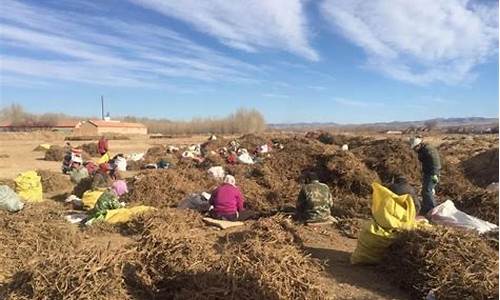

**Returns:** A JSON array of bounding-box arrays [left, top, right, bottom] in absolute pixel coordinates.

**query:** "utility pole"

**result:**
[[101, 96, 104, 120]]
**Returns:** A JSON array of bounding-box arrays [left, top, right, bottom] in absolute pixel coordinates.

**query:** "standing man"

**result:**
[[410, 136, 441, 215], [296, 171, 333, 223], [98, 136, 109, 156]]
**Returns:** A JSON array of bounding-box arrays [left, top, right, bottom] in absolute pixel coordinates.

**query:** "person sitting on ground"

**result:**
[[208, 175, 254, 221], [69, 156, 89, 184], [91, 163, 113, 190], [85, 182, 127, 224], [61, 143, 74, 174], [98, 136, 109, 156], [62, 152, 73, 174], [296, 171, 333, 223], [388, 175, 421, 214], [84, 161, 98, 175], [111, 180, 128, 197], [108, 160, 122, 180]]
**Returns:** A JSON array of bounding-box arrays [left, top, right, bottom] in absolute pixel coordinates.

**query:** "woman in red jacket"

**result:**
[[209, 175, 255, 221]]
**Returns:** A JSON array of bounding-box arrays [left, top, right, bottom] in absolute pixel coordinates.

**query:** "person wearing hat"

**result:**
[[68, 156, 89, 184], [91, 163, 113, 190], [208, 175, 255, 221], [410, 136, 441, 215]]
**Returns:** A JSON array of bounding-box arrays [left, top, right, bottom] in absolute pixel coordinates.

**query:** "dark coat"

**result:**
[[389, 181, 421, 213], [417, 144, 441, 175]]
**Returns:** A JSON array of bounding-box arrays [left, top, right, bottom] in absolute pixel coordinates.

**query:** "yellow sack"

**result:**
[[371, 182, 416, 231], [104, 206, 154, 224], [82, 190, 104, 210], [351, 182, 417, 265], [97, 153, 111, 164], [15, 171, 43, 202], [351, 222, 394, 264]]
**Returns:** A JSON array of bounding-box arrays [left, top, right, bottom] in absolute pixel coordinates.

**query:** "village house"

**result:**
[[73, 120, 147, 136]]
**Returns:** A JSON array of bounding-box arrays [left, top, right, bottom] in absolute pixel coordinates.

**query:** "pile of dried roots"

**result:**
[[353, 139, 421, 184], [4, 247, 131, 300], [44, 145, 65, 161], [129, 213, 326, 299], [78, 142, 100, 157], [37, 169, 73, 193], [0, 201, 79, 285], [382, 226, 499, 300], [127, 169, 217, 207], [462, 147, 499, 188]]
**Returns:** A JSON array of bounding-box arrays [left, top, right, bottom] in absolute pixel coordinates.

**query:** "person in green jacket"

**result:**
[[296, 171, 333, 223], [410, 136, 441, 215], [88, 190, 122, 221]]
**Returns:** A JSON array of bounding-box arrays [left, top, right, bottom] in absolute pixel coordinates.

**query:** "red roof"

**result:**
[[87, 120, 146, 128]]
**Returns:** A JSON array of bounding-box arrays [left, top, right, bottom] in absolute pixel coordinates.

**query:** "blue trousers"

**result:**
[[421, 173, 437, 215]]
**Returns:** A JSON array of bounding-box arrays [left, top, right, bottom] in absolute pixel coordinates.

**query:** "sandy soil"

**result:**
[[297, 225, 409, 299], [0, 133, 211, 178]]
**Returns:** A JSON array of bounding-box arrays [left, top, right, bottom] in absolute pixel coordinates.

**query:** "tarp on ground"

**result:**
[[429, 200, 498, 234], [82, 190, 105, 210], [103, 205, 155, 224]]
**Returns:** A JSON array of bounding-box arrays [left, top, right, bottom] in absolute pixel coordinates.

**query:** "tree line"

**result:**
[[0, 104, 267, 134], [122, 108, 266, 135]]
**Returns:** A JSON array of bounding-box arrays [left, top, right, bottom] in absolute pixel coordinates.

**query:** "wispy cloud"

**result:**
[[263, 93, 290, 99], [0, 0, 262, 87], [419, 96, 457, 105], [307, 85, 327, 91], [130, 0, 319, 61], [333, 97, 383, 107], [321, 0, 499, 85]]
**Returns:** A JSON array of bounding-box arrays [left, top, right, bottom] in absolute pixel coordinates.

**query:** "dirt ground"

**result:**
[[0, 133, 214, 178], [0, 131, 497, 299]]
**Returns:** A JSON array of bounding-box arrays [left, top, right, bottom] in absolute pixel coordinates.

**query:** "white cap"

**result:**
[[223, 174, 236, 186], [201, 192, 211, 200], [410, 137, 422, 148], [72, 156, 83, 164]]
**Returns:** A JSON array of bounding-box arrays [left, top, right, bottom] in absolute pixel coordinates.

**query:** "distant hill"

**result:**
[[269, 117, 499, 131]]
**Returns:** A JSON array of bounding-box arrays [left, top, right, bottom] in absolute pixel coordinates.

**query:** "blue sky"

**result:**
[[0, 0, 498, 124]]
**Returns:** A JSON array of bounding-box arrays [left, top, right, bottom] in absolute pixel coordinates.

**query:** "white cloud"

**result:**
[[321, 0, 498, 85], [263, 93, 290, 99], [0, 0, 262, 87], [130, 0, 319, 61]]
